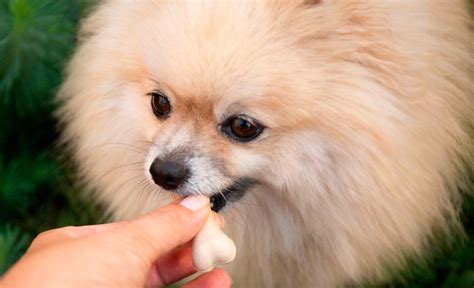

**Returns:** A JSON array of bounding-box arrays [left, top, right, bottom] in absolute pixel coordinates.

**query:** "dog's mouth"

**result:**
[[210, 177, 256, 212]]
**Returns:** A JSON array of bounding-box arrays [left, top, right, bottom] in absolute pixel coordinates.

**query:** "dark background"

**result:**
[[0, 1, 473, 286]]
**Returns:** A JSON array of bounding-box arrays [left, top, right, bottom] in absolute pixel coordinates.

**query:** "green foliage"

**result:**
[[0, 225, 28, 275], [0, 153, 56, 220], [0, 0, 473, 286], [0, 0, 100, 277], [0, 0, 77, 113]]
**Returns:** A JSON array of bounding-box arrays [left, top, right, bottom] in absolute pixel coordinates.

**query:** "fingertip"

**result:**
[[183, 268, 232, 288], [210, 269, 232, 286], [147, 246, 195, 287]]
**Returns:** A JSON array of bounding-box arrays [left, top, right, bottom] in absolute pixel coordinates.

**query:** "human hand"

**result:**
[[0, 195, 231, 288]]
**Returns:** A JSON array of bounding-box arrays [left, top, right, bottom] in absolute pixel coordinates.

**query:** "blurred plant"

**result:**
[[0, 0, 100, 276], [0, 153, 56, 221], [0, 0, 76, 114], [0, 225, 28, 275]]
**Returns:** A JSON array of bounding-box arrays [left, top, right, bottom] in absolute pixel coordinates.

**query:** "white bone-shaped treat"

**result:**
[[192, 214, 236, 272]]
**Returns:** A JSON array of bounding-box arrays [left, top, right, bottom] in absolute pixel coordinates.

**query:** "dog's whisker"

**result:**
[[99, 161, 146, 179], [133, 179, 153, 210], [97, 143, 149, 155], [113, 173, 145, 195]]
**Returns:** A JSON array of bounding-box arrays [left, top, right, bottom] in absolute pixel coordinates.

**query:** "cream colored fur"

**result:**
[[57, 1, 474, 287]]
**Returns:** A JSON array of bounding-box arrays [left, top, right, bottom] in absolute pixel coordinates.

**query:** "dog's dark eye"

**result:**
[[148, 91, 171, 118], [221, 115, 263, 142]]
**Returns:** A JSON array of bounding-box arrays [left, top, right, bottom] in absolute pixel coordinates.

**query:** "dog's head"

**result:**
[[58, 0, 415, 217], [59, 0, 360, 214]]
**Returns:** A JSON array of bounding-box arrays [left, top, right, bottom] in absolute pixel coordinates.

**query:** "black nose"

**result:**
[[149, 158, 189, 190]]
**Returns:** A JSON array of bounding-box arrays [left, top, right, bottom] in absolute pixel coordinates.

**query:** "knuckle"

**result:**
[[35, 227, 64, 240], [30, 226, 73, 248]]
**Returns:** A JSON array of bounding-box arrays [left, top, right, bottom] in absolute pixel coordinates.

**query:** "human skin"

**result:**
[[0, 195, 231, 288]]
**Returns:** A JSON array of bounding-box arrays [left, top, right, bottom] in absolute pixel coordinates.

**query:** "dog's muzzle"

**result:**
[[149, 155, 255, 212]]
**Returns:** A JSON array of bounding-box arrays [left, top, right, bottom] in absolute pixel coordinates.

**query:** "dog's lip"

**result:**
[[209, 177, 257, 212], [210, 193, 227, 212]]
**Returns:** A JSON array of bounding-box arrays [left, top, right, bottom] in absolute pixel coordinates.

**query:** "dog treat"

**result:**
[[192, 213, 236, 272]]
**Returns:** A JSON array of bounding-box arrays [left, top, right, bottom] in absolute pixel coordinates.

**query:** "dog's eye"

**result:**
[[148, 91, 171, 118], [221, 115, 263, 142]]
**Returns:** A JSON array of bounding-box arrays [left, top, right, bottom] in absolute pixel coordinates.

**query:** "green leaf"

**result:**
[[0, 153, 59, 221], [0, 0, 76, 114], [0, 224, 29, 275]]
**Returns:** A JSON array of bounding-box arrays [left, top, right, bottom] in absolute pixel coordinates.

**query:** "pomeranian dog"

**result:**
[[57, 0, 473, 286]]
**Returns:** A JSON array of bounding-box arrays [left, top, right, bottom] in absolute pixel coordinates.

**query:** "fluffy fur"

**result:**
[[57, 0, 474, 286]]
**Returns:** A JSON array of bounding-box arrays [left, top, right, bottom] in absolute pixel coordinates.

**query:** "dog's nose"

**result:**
[[149, 158, 189, 190]]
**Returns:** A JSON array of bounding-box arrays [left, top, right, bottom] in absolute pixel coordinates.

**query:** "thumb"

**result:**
[[99, 195, 210, 266]]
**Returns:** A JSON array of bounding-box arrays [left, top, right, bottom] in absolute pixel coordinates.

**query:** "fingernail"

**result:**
[[180, 195, 209, 211]]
